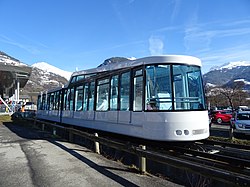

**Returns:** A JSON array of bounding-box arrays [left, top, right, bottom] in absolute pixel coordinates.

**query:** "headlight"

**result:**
[[238, 123, 243, 128]]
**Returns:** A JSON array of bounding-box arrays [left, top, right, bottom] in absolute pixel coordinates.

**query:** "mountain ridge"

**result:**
[[32, 62, 72, 80], [209, 61, 250, 71], [203, 61, 250, 91], [0, 51, 69, 98], [0, 51, 27, 66]]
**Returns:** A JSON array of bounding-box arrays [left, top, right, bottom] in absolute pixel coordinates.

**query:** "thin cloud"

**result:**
[[151, 25, 180, 33], [0, 34, 41, 54], [184, 26, 213, 52], [128, 0, 136, 4], [14, 32, 48, 49], [106, 40, 145, 50], [170, 0, 181, 23], [222, 18, 250, 27], [148, 35, 164, 55], [184, 19, 250, 53], [186, 27, 250, 39]]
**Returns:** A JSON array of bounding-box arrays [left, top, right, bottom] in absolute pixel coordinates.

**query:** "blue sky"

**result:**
[[0, 0, 250, 73]]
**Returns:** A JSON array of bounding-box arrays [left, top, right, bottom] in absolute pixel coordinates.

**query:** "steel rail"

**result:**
[[201, 139, 250, 150], [165, 145, 250, 169]]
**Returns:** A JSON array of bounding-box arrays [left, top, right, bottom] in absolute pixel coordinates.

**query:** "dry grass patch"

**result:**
[[0, 115, 12, 123]]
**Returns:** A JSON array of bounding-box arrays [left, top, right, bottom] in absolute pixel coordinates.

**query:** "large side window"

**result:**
[[42, 94, 46, 110], [110, 75, 119, 110], [145, 65, 172, 111], [88, 81, 95, 111], [133, 69, 143, 111], [69, 88, 74, 110], [37, 95, 42, 110], [120, 72, 130, 111], [83, 83, 89, 111], [64, 89, 70, 110], [173, 65, 204, 110], [51, 92, 56, 110], [54, 91, 58, 110], [57, 91, 62, 111], [75, 85, 83, 111], [53, 92, 58, 110], [96, 78, 109, 111], [47, 93, 51, 110]]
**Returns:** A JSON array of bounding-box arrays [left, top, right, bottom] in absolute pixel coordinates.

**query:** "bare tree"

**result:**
[[205, 81, 249, 110], [220, 81, 246, 110]]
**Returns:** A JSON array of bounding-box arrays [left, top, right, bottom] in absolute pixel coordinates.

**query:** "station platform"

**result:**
[[0, 121, 182, 187]]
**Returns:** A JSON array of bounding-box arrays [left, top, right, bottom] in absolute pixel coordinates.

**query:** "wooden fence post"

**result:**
[[139, 145, 146, 174], [229, 125, 234, 140], [94, 133, 100, 154], [53, 127, 56, 136], [69, 129, 74, 142], [34, 118, 37, 127], [42, 123, 45, 131]]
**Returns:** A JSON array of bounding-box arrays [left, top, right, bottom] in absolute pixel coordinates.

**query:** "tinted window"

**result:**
[[145, 65, 172, 111], [133, 69, 143, 111], [96, 78, 109, 111], [110, 75, 119, 110], [120, 72, 130, 111], [237, 113, 250, 120]]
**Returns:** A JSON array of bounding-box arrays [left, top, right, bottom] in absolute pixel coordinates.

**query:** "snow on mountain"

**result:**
[[0, 51, 27, 66], [210, 61, 250, 71], [32, 62, 72, 80], [206, 83, 217, 87], [234, 79, 250, 85], [203, 60, 250, 92]]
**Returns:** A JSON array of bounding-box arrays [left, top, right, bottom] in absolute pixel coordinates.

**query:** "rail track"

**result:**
[[79, 127, 250, 186], [94, 131, 250, 186], [18, 118, 250, 186], [157, 141, 250, 175]]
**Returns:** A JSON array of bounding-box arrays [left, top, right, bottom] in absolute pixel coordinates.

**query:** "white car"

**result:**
[[231, 111, 250, 133], [24, 102, 37, 111]]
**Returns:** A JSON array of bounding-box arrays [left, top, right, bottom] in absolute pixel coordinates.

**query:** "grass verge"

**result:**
[[208, 136, 250, 145], [0, 115, 12, 123]]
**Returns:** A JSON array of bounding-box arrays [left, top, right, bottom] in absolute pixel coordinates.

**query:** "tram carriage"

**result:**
[[37, 55, 210, 141]]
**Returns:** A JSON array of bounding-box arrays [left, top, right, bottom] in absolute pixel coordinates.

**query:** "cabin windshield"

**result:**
[[145, 64, 205, 111], [173, 65, 205, 110]]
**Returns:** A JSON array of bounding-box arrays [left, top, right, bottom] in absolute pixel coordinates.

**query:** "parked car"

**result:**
[[231, 111, 250, 132], [210, 110, 232, 124], [24, 102, 37, 111]]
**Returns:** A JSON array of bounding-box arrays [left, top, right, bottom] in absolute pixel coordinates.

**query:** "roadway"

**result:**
[[210, 122, 250, 139], [0, 122, 182, 187]]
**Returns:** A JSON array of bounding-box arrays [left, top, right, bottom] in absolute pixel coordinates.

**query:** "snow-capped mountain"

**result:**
[[32, 62, 72, 80], [25, 62, 72, 94], [0, 51, 27, 66], [203, 61, 250, 91], [210, 61, 250, 71], [24, 66, 69, 94], [0, 51, 70, 97]]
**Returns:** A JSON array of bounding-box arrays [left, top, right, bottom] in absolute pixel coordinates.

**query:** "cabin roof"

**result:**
[[71, 55, 201, 77]]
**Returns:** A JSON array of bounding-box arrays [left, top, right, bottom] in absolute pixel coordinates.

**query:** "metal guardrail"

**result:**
[[17, 117, 250, 186]]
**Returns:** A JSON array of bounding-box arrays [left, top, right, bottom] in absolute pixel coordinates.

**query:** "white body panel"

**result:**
[[37, 110, 61, 122], [37, 110, 209, 141]]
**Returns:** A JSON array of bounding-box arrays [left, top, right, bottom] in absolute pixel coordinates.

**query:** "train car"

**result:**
[[37, 55, 210, 141]]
